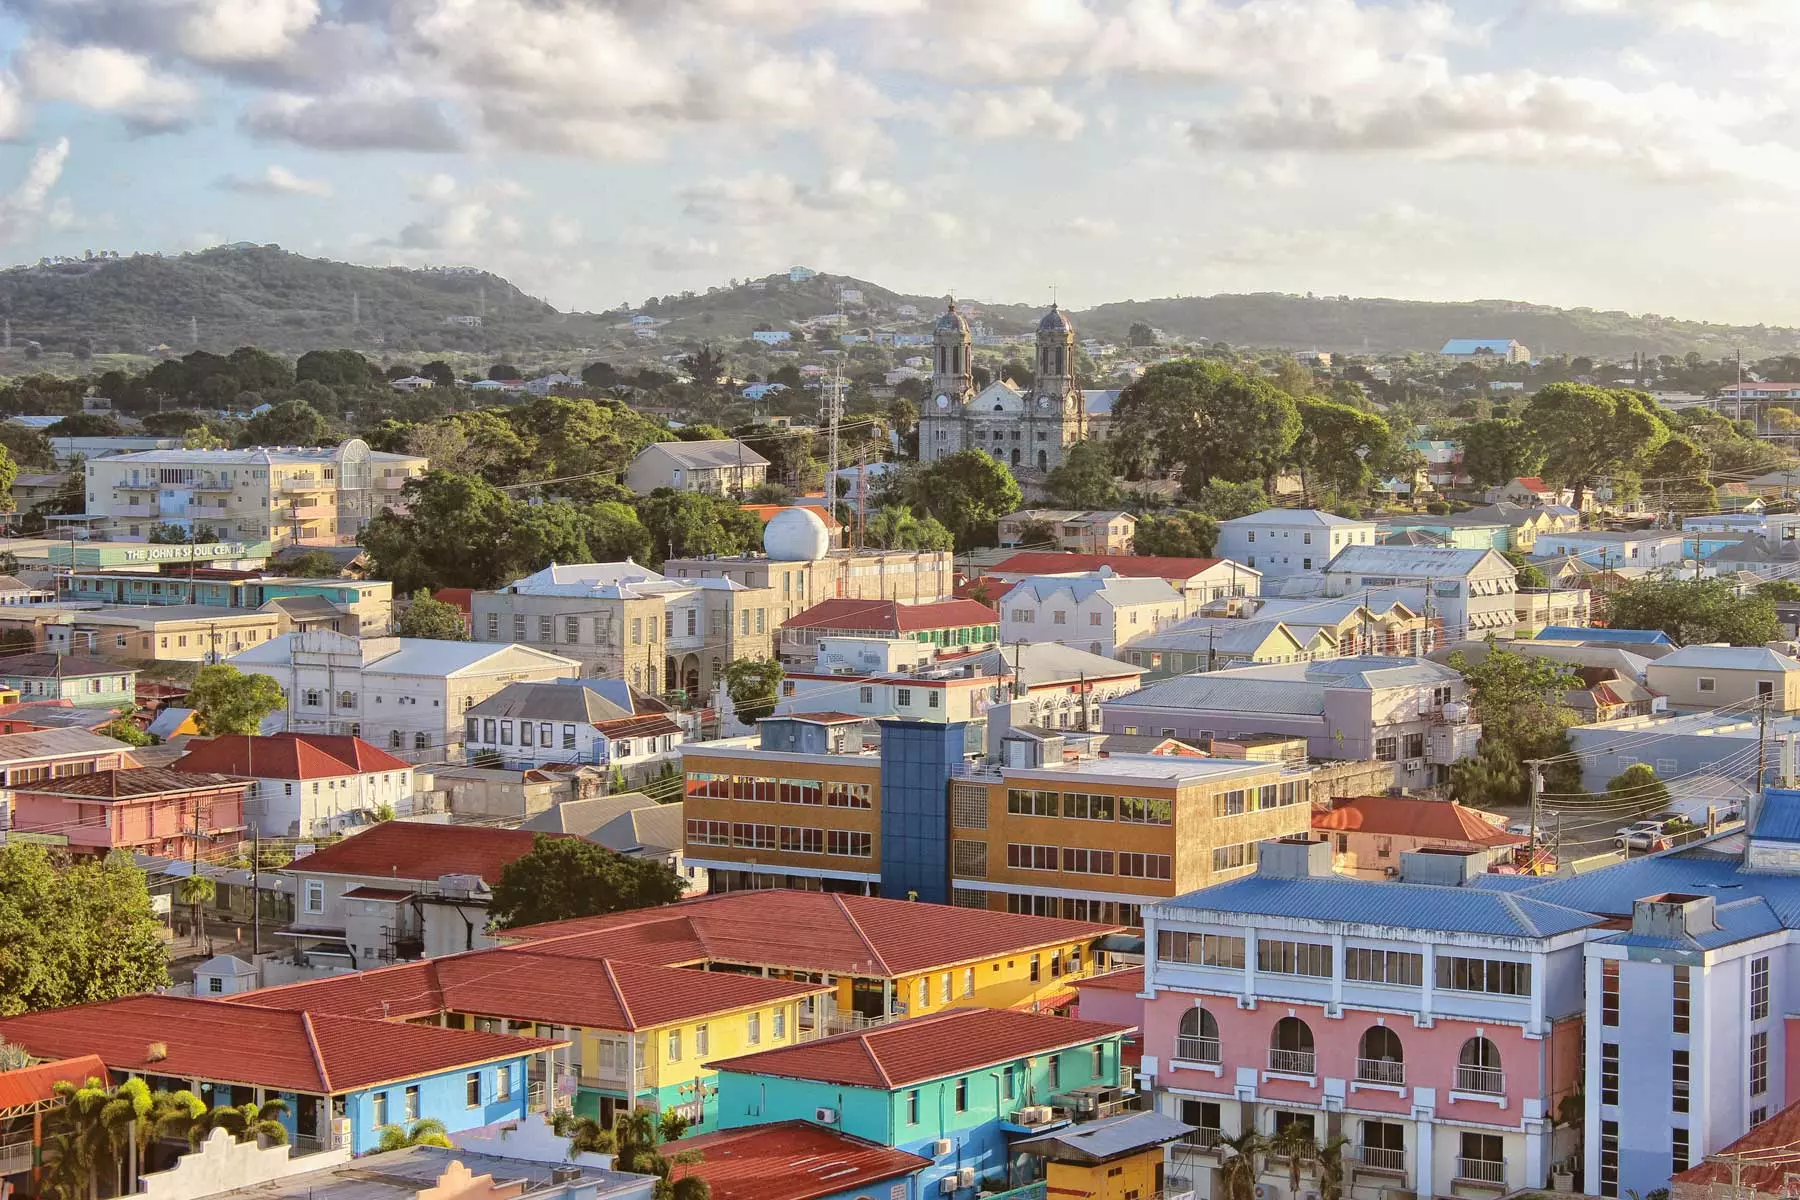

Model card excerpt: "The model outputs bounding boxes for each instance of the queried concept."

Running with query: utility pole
[251,828,261,958]
[1527,759,1544,873]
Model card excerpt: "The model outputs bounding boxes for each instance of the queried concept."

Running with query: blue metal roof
[1159,873,1598,938]
[1753,789,1800,844]
[1479,849,1800,930]
[1535,626,1673,646]
[1601,897,1782,952]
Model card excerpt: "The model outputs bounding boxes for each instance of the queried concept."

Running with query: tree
[0,844,169,1016]
[1270,1118,1316,1195]
[1216,1128,1268,1200]
[635,490,763,566]
[612,1108,710,1200]
[1758,580,1800,602]
[296,349,377,389]
[1112,360,1300,489]
[47,413,124,437]
[1521,384,1667,509]
[1127,321,1157,347]
[0,424,55,471]
[42,1076,140,1200]
[1458,418,1542,489]
[723,657,783,722]
[99,712,152,747]
[190,1097,288,1147]
[581,361,621,389]
[421,361,456,388]
[1605,764,1671,824]
[238,400,331,448]
[907,450,1023,550]
[863,506,953,552]
[584,501,655,562]
[1132,510,1219,557]
[488,834,686,929]
[1043,440,1119,509]
[188,664,286,736]
[177,874,215,948]
[361,470,525,592]
[682,345,726,387]
[1502,550,1549,590]
[276,549,340,577]
[377,1118,454,1151]
[1603,577,1779,646]
[1447,641,1583,808]
[1187,480,1269,521]
[397,590,470,640]
[553,1112,617,1154]
[1317,1135,1352,1200]
[1291,398,1399,497]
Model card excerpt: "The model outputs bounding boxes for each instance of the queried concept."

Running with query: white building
[228,630,580,759]
[1321,544,1521,638]
[461,679,683,779]
[170,732,426,839]
[1216,510,1379,580]
[997,568,1189,658]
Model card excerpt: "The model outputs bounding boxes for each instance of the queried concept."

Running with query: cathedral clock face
[935,394,950,409]
[1037,396,1050,409]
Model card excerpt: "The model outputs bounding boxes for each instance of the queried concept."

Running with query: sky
[0,0,1796,323]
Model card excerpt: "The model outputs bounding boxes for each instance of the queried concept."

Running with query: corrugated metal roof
[1602,896,1782,952]
[1013,1110,1193,1163]
[1535,626,1672,645]
[1323,544,1500,577]
[1653,645,1800,672]
[1158,873,1599,938]
[641,439,771,470]
[1112,656,1457,713]
[1220,509,1366,528]
[1754,788,1800,843]
[1477,848,1800,929]
[1002,574,1181,606]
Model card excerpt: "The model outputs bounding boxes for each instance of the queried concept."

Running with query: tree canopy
[1447,641,1582,808]
[187,664,286,736]
[904,450,1023,550]
[396,590,470,640]
[1520,384,1667,509]
[1602,577,1780,646]
[1043,440,1119,510]
[1131,510,1220,557]
[723,657,783,722]
[0,844,169,1015]
[488,835,686,929]
[1111,360,1300,490]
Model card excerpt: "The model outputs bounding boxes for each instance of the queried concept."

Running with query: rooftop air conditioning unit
[1403,759,1424,773]
[814,1107,838,1125]
[958,1168,976,1188]
[939,1177,960,1196]
[932,1138,954,1157]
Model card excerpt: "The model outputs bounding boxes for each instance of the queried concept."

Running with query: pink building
[1140,836,1592,1199]
[11,768,250,858]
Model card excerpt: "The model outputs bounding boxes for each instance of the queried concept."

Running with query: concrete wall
[138,1129,350,1200]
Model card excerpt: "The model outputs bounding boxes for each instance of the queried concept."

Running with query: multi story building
[777,597,999,668]
[61,569,392,635]
[624,439,769,495]
[998,570,1190,658]
[470,562,773,699]
[0,726,140,787]
[1141,836,1594,1199]
[917,303,1088,473]
[1645,644,1800,713]
[9,768,250,858]
[45,605,286,662]
[990,552,1261,603]
[170,733,424,839]
[1216,510,1378,580]
[229,630,580,759]
[76,440,427,548]
[1312,795,1529,878]
[1102,656,1478,791]
[0,653,136,707]
[1318,545,1524,638]
[461,679,683,779]
[997,509,1137,553]
[664,545,956,610]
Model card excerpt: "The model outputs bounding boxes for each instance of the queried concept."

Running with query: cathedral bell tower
[1034,304,1080,435]
[930,301,974,404]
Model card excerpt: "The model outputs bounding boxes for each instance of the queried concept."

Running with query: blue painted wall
[877,721,965,905]
[346,1057,536,1154]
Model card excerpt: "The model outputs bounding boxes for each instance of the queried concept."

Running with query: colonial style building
[918,302,1087,474]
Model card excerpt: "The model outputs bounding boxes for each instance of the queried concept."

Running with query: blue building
[708,1007,1132,1198]
[0,994,562,1156]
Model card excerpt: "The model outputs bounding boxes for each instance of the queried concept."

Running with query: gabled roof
[0,654,128,678]
[1000,572,1180,607]
[1313,796,1526,848]
[465,680,632,724]
[1323,543,1504,577]
[953,642,1144,687]
[1220,509,1367,528]
[18,768,248,799]
[1673,1096,1800,1195]
[1014,1110,1194,1164]
[1535,625,1673,646]
[781,597,997,634]
[0,995,556,1095]
[172,733,411,780]
[502,888,1119,977]
[1651,644,1800,673]
[0,1055,108,1113]
[992,552,1237,582]
[520,793,683,855]
[1160,872,1598,938]
[707,1008,1130,1089]
[639,439,770,470]
[672,1123,931,1200]
[1112,656,1460,715]
[283,821,560,884]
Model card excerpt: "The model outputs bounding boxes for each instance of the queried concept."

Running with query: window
[695,1024,709,1056]
[520,722,534,747]
[1436,956,1531,996]
[1672,1049,1689,1113]
[773,1009,786,1039]
[1007,788,1059,817]
[1461,1132,1505,1186]
[404,1086,420,1121]
[1061,847,1115,875]
[779,826,823,854]
[1118,852,1171,879]
[962,968,974,997]
[207,976,223,993]
[1752,1030,1769,1096]
[1156,931,1245,968]
[1752,955,1770,1020]
[1673,965,1691,1034]
[1064,792,1114,820]
[940,973,951,1003]
[1052,610,1066,626]
[415,732,430,750]
[1361,1120,1405,1170]
[906,1090,920,1124]
[1672,1128,1689,1174]
[1215,789,1247,817]
[1601,959,1619,1026]
[1088,611,1102,626]
[1345,948,1422,986]
[1698,676,1716,693]
[896,688,912,707]
[465,1072,482,1108]
[565,617,580,644]
[917,978,929,1008]
[1258,939,1333,978]
[928,691,940,709]
[563,724,576,749]
[1269,1016,1315,1074]
[538,616,552,642]
[954,1077,968,1112]
[667,1030,682,1062]
[1754,1107,1769,1127]
[859,686,873,704]
[1456,1038,1503,1094]
[1403,732,1424,759]
[1600,1042,1618,1106]
[1048,1055,1060,1090]
[826,830,872,857]
[496,1066,511,1101]
[303,688,322,707]
[1374,736,1398,762]
[1211,841,1256,872]
[372,1091,388,1128]
[1007,843,1058,871]
[1118,796,1172,825]
[746,1012,762,1045]
[1600,1119,1618,1197]
[303,880,324,914]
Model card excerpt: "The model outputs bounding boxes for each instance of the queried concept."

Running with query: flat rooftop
[191,1145,645,1200]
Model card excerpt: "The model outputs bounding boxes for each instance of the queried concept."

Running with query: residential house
[1488,476,1577,508]
[1440,336,1531,363]
[997,510,1137,554]
[45,605,285,662]
[278,821,567,970]
[1532,530,1687,569]
[229,631,581,758]
[1312,795,1528,878]
[0,653,136,707]
[1119,617,1325,678]
[1102,656,1479,790]
[1143,836,1592,1199]
[1672,1102,1800,1200]
[170,733,423,839]
[1246,596,1432,658]
[1464,502,1581,551]
[1409,440,1467,491]
[0,575,54,606]
[0,995,556,1157]
[1215,510,1378,581]
[1014,1111,1194,1200]
[777,598,998,668]
[1431,639,1662,723]
[149,1143,651,1200]
[1377,515,1512,551]
[990,552,1260,603]
[9,768,250,858]
[461,680,683,778]
[0,726,140,787]
[10,471,66,515]
[708,1008,1133,1197]
[624,440,769,496]
[997,569,1189,659]
[470,561,775,698]
[1318,544,1527,638]
[1646,644,1800,713]
[672,1124,929,1200]
[519,792,701,894]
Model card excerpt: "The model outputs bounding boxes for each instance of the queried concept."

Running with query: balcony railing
[1360,1146,1406,1172]
[579,1067,651,1090]
[0,1132,34,1176]
[1356,1058,1405,1086]
[1268,1048,1315,1075]
[1176,1036,1221,1064]
[1176,1129,1222,1156]
[1457,1157,1506,1185]
[1455,1065,1504,1095]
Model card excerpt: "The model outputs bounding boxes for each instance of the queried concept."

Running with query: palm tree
[1216,1128,1268,1200]
[1271,1121,1316,1195]
[552,1113,615,1156]
[609,1109,709,1200]
[376,1118,453,1152]
[1317,1135,1351,1200]
[42,1077,138,1200]
[657,1109,691,1144]
[178,874,217,948]
[192,1098,289,1147]
[138,1089,206,1177]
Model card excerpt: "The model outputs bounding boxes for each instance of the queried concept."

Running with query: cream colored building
[50,605,286,662]
[1645,644,1800,713]
[77,439,427,548]
[663,547,954,619]
[624,439,768,495]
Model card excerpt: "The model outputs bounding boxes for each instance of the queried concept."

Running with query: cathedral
[916,301,1086,475]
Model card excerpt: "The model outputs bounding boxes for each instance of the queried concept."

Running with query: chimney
[1631,892,1718,940]
[1398,846,1488,887]
[1257,834,1332,879]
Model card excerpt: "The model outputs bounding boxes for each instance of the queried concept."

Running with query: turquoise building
[0,653,137,708]
[708,1007,1131,1199]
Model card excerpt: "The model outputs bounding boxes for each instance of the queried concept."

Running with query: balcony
[286,504,332,521]
[579,1066,651,1091]
[1455,1065,1504,1095]
[0,1132,34,1176]
[1174,1129,1221,1158]
[1176,1036,1221,1064]
[282,476,327,493]
[192,478,233,492]
[1456,1158,1506,1186]
[1355,1058,1405,1086]
[377,475,412,489]
[1359,1146,1406,1173]
[1268,1048,1315,1075]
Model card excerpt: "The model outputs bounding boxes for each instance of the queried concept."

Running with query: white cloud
[0,136,69,241]
[243,86,466,151]
[18,42,199,132]
[178,0,322,64]
[218,164,333,197]
[680,168,908,227]
[1560,0,1800,38]
[1065,215,1118,237]
[948,87,1085,141]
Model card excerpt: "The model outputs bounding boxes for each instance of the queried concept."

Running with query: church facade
[917,302,1086,474]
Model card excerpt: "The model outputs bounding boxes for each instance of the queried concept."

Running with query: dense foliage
[488,835,687,929]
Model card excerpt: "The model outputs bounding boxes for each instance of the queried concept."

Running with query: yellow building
[1016,1110,1197,1200]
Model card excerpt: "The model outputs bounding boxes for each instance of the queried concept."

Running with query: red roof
[1672,1098,1800,1194]
[672,1122,929,1200]
[993,552,1228,580]
[0,995,558,1094]
[233,951,829,1033]
[172,733,412,781]
[1514,476,1551,493]
[781,597,996,635]
[431,588,474,615]
[0,1055,108,1112]
[740,503,843,532]
[1076,967,1145,994]
[505,889,1120,978]
[1313,796,1526,848]
[283,821,560,885]
[706,1008,1131,1089]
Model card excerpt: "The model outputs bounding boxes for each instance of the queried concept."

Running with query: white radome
[764,506,831,562]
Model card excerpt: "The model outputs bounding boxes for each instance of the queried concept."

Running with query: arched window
[1037,450,1048,471]
[337,690,355,709]
[1270,1016,1315,1074]
[1177,1008,1221,1063]
[1011,449,1021,467]
[1457,1037,1503,1094]
[389,730,403,749]
[1357,1026,1405,1085]
[414,731,430,750]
